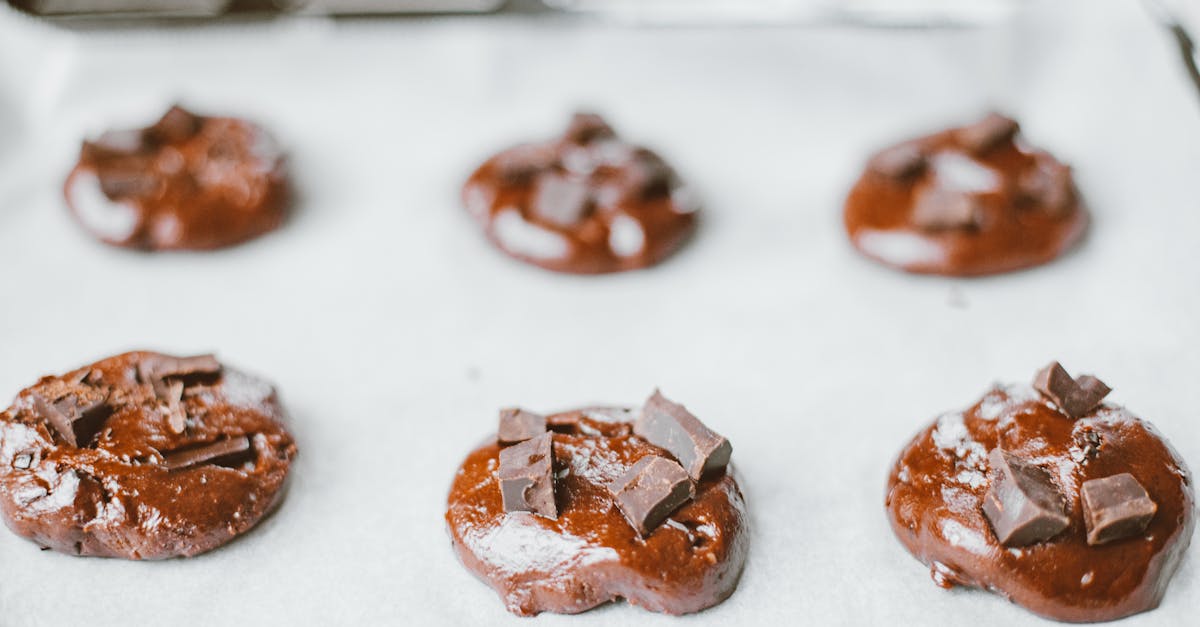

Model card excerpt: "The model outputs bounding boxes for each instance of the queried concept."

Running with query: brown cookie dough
[885,364,1194,622]
[65,105,290,251]
[845,113,1087,276]
[0,351,297,559]
[445,392,747,616]
[462,113,698,274]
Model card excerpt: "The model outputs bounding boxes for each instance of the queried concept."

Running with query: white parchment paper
[0,1,1197,625]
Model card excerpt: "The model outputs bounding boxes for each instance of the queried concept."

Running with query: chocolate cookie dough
[462,113,698,274]
[845,113,1087,276]
[65,105,290,250]
[886,363,1194,622]
[445,390,747,616]
[0,351,297,559]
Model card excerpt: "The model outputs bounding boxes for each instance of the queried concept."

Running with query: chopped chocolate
[911,187,981,231]
[868,142,927,180]
[531,172,593,227]
[497,432,557,519]
[139,353,222,388]
[163,436,254,471]
[634,390,731,480]
[98,170,159,199]
[1018,157,1074,217]
[497,408,546,445]
[31,392,110,448]
[146,105,201,145]
[1033,362,1111,419]
[12,454,33,470]
[1081,473,1157,546]
[982,448,1069,546]
[563,113,616,146]
[83,129,145,158]
[1070,427,1103,463]
[163,380,187,435]
[493,144,556,184]
[957,113,1019,155]
[608,455,694,537]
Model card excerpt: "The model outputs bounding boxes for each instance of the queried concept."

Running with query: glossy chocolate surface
[886,384,1194,622]
[845,116,1088,276]
[65,106,290,251]
[445,408,747,616]
[462,114,698,274]
[0,351,297,559]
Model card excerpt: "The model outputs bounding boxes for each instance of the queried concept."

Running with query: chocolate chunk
[634,390,732,480]
[911,187,982,231]
[1081,473,1157,545]
[31,393,111,448]
[868,143,927,180]
[163,436,254,471]
[146,105,201,145]
[83,129,145,159]
[957,113,1019,155]
[497,432,557,519]
[982,448,1069,546]
[139,354,222,388]
[162,380,187,435]
[98,170,159,199]
[608,455,695,537]
[563,113,616,146]
[1033,362,1111,419]
[12,453,33,470]
[498,408,547,445]
[531,172,593,227]
[495,144,556,184]
[1018,158,1073,217]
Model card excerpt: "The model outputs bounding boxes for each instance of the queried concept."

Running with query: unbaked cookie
[885,363,1193,622]
[445,390,746,616]
[845,113,1087,276]
[462,113,698,274]
[65,105,290,250]
[0,351,297,559]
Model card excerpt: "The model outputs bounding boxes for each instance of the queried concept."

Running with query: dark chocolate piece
[1019,157,1073,217]
[146,105,201,145]
[162,380,187,435]
[982,448,1069,546]
[958,113,1019,155]
[98,170,159,199]
[84,129,145,157]
[531,173,593,227]
[911,187,981,231]
[497,408,547,444]
[1081,473,1157,546]
[497,432,557,519]
[139,353,222,388]
[563,113,615,146]
[163,436,254,471]
[634,390,731,480]
[1033,362,1111,419]
[608,454,695,537]
[868,142,927,179]
[31,392,110,448]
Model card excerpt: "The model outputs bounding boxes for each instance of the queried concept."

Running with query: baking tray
[0,0,1196,624]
